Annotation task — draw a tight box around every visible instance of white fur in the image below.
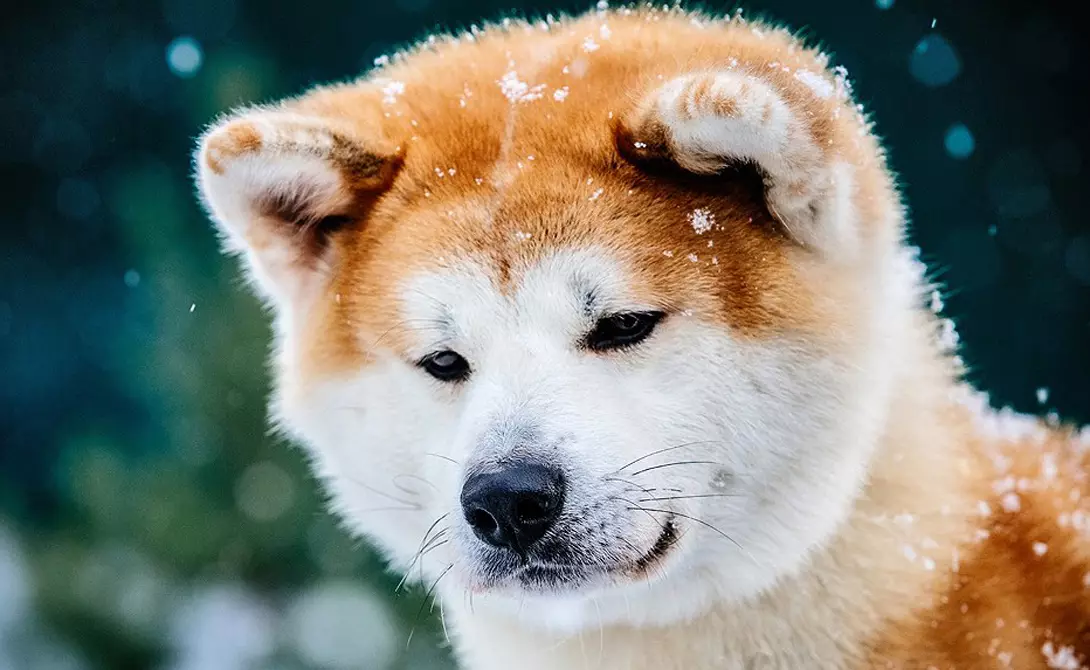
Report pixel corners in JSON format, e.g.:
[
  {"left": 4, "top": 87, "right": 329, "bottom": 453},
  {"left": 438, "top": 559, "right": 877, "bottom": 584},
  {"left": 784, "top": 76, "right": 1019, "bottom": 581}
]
[{"left": 276, "top": 235, "right": 911, "bottom": 637}]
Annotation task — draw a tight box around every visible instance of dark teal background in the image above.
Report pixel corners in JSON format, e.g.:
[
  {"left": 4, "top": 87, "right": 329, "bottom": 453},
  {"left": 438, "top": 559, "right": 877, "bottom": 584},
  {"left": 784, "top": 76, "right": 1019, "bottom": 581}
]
[{"left": 1, "top": 1, "right": 1087, "bottom": 668}]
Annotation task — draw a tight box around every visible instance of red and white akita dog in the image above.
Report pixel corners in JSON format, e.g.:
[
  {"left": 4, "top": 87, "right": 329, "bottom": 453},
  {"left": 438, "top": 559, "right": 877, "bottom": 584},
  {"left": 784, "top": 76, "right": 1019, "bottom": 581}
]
[{"left": 194, "top": 5, "right": 1090, "bottom": 668}]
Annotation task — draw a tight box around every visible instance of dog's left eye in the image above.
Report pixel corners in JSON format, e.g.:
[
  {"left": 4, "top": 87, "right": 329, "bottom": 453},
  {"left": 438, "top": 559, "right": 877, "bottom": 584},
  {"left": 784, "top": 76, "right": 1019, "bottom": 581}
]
[{"left": 584, "top": 311, "right": 665, "bottom": 351}]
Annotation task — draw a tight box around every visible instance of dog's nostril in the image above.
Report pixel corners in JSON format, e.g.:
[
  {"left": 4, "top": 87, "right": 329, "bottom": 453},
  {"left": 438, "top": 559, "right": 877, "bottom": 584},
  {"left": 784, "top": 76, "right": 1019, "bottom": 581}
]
[
  {"left": 460, "top": 462, "right": 565, "bottom": 553},
  {"left": 467, "top": 507, "right": 498, "bottom": 534},
  {"left": 514, "top": 494, "right": 551, "bottom": 524}
]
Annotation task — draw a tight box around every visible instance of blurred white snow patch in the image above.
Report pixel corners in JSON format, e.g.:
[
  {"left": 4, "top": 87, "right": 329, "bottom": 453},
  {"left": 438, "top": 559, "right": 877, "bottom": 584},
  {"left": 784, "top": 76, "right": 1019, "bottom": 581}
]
[
  {"left": 167, "top": 583, "right": 276, "bottom": 670},
  {"left": 0, "top": 523, "right": 31, "bottom": 637},
  {"left": 794, "top": 70, "right": 833, "bottom": 99},
  {"left": 1042, "top": 642, "right": 1080, "bottom": 669},
  {"left": 285, "top": 580, "right": 399, "bottom": 670}
]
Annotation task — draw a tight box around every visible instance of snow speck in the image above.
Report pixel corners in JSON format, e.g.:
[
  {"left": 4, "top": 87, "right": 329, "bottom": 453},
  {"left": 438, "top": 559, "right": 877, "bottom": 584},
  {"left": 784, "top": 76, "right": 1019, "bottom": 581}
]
[
  {"left": 794, "top": 70, "right": 834, "bottom": 99},
  {"left": 929, "top": 289, "right": 944, "bottom": 314},
  {"left": 189, "top": 303, "right": 196, "bottom": 313},
  {"left": 124, "top": 269, "right": 141, "bottom": 288},
  {"left": 902, "top": 544, "right": 917, "bottom": 562},
  {"left": 687, "top": 253, "right": 699, "bottom": 263},
  {"left": 514, "top": 231, "right": 532, "bottom": 241},
  {"left": 599, "top": 24, "right": 612, "bottom": 40},
  {"left": 663, "top": 250, "right": 674, "bottom": 257},
  {"left": 381, "top": 80, "right": 405, "bottom": 105},
  {"left": 582, "top": 37, "right": 600, "bottom": 52},
  {"left": 373, "top": 55, "right": 390, "bottom": 67},
  {"left": 1083, "top": 572, "right": 1090, "bottom": 588},
  {"left": 875, "top": 0, "right": 894, "bottom": 9},
  {"left": 931, "top": 18, "right": 938, "bottom": 28},
  {"left": 688, "top": 208, "right": 715, "bottom": 234},
  {"left": 1036, "top": 387, "right": 1050, "bottom": 405},
  {"left": 1032, "top": 542, "right": 1048, "bottom": 556},
  {"left": 596, "top": 0, "right": 608, "bottom": 9},
  {"left": 588, "top": 188, "right": 604, "bottom": 201},
  {"left": 553, "top": 86, "right": 569, "bottom": 102},
  {"left": 921, "top": 557, "right": 936, "bottom": 571},
  {"left": 977, "top": 500, "right": 991, "bottom": 517},
  {"left": 832, "top": 65, "right": 853, "bottom": 98},
  {"left": 1000, "top": 492, "right": 1021, "bottom": 513},
  {"left": 939, "top": 318, "right": 960, "bottom": 351}
]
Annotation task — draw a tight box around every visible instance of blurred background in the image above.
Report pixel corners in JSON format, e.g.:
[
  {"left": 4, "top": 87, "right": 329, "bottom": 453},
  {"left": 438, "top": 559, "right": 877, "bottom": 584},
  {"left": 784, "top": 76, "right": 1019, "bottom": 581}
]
[{"left": 2, "top": 0, "right": 1088, "bottom": 668}]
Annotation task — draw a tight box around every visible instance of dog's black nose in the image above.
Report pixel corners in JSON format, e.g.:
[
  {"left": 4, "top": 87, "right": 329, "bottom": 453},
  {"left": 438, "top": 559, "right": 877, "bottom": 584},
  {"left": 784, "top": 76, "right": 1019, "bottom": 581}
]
[{"left": 460, "top": 463, "right": 565, "bottom": 553}]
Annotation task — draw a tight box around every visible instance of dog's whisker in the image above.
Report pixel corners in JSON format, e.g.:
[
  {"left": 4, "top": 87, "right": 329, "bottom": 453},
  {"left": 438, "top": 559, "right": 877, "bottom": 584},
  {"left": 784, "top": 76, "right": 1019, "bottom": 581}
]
[
  {"left": 424, "top": 452, "right": 461, "bottom": 465},
  {"left": 627, "top": 460, "right": 723, "bottom": 477},
  {"left": 407, "top": 562, "right": 455, "bottom": 650},
  {"left": 397, "top": 513, "right": 450, "bottom": 593},
  {"left": 614, "top": 440, "right": 724, "bottom": 473},
  {"left": 637, "top": 493, "right": 743, "bottom": 503}
]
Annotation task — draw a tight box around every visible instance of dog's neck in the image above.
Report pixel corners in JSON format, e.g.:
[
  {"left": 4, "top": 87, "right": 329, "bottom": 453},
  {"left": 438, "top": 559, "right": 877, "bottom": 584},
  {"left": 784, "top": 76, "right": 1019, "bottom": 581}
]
[{"left": 442, "top": 311, "right": 985, "bottom": 670}]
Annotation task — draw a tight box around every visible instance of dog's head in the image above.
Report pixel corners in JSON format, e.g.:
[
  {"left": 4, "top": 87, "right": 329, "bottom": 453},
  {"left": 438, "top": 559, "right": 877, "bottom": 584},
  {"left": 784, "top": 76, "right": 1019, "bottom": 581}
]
[{"left": 195, "top": 11, "right": 914, "bottom": 630}]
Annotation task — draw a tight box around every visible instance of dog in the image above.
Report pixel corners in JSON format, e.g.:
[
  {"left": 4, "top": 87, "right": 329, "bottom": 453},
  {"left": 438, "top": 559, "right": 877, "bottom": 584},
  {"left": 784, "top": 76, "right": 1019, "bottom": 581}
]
[{"left": 194, "top": 5, "right": 1090, "bottom": 668}]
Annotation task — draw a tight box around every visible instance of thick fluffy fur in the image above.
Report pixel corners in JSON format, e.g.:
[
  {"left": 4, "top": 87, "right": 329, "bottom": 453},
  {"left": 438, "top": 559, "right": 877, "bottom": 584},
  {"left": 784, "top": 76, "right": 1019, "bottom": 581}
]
[{"left": 194, "top": 6, "right": 1090, "bottom": 669}]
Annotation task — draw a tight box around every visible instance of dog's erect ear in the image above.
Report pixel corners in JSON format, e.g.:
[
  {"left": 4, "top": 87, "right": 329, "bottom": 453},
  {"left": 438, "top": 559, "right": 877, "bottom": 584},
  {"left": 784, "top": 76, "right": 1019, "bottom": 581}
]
[
  {"left": 195, "top": 106, "right": 401, "bottom": 308},
  {"left": 616, "top": 69, "right": 858, "bottom": 258}
]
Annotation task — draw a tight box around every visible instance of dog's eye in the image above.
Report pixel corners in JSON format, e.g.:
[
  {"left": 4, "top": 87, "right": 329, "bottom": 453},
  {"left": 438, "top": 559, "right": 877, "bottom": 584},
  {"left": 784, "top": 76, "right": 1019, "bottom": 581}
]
[
  {"left": 584, "top": 311, "right": 665, "bottom": 351},
  {"left": 419, "top": 350, "right": 471, "bottom": 382}
]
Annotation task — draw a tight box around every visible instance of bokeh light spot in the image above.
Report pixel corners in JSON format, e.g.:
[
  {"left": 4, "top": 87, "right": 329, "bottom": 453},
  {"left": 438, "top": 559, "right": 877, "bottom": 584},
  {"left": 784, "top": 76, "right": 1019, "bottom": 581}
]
[
  {"left": 167, "top": 37, "right": 203, "bottom": 78},
  {"left": 909, "top": 33, "right": 961, "bottom": 87},
  {"left": 944, "top": 123, "right": 975, "bottom": 159},
  {"left": 235, "top": 461, "right": 295, "bottom": 522}
]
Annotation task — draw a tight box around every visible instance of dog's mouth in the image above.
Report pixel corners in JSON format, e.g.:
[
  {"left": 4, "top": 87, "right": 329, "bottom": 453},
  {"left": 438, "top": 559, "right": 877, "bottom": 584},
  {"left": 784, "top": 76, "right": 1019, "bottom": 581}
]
[
  {"left": 507, "top": 516, "right": 680, "bottom": 592},
  {"left": 624, "top": 516, "right": 679, "bottom": 577}
]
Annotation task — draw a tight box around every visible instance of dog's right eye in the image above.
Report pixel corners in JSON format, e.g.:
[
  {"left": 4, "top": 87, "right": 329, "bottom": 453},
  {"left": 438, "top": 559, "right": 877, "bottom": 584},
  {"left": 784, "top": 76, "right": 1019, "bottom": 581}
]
[{"left": 419, "top": 350, "right": 471, "bottom": 382}]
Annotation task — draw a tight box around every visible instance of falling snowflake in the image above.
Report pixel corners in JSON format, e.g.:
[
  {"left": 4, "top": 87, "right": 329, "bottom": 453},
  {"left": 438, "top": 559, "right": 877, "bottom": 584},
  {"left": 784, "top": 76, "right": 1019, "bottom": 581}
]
[
  {"left": 582, "top": 36, "right": 600, "bottom": 52},
  {"left": 588, "top": 188, "right": 604, "bottom": 201},
  {"left": 553, "top": 86, "right": 570, "bottom": 102},
  {"left": 1036, "top": 387, "right": 1050, "bottom": 404},
  {"left": 1032, "top": 542, "right": 1048, "bottom": 556}
]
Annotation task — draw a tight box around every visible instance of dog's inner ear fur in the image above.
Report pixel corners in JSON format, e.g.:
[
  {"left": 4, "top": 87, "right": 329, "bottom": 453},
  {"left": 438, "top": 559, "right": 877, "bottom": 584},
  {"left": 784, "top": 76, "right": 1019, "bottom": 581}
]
[
  {"left": 195, "top": 110, "right": 401, "bottom": 307},
  {"left": 615, "top": 69, "right": 859, "bottom": 259}
]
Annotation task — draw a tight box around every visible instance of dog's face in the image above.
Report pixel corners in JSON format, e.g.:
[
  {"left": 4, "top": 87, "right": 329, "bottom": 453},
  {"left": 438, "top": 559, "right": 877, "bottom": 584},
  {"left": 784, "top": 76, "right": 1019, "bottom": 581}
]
[{"left": 195, "top": 12, "right": 910, "bottom": 630}]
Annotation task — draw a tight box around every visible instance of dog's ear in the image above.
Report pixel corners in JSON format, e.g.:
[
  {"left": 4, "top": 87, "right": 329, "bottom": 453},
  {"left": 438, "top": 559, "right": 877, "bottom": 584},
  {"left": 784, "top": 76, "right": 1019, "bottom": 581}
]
[
  {"left": 195, "top": 106, "right": 401, "bottom": 309},
  {"left": 616, "top": 68, "right": 858, "bottom": 258}
]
